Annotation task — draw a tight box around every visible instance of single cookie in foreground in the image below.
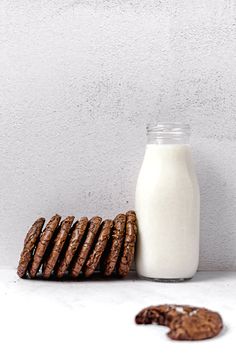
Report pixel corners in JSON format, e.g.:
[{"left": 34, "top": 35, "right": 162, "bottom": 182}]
[
  {"left": 43, "top": 216, "right": 74, "bottom": 279},
  {"left": 56, "top": 217, "right": 88, "bottom": 278},
  {"left": 135, "top": 304, "right": 223, "bottom": 341},
  {"left": 70, "top": 216, "right": 102, "bottom": 278},
  {"left": 84, "top": 219, "right": 113, "bottom": 277},
  {"left": 17, "top": 217, "right": 45, "bottom": 278},
  {"left": 102, "top": 214, "right": 126, "bottom": 276},
  {"left": 29, "top": 214, "right": 61, "bottom": 278},
  {"left": 118, "top": 211, "right": 137, "bottom": 277}
]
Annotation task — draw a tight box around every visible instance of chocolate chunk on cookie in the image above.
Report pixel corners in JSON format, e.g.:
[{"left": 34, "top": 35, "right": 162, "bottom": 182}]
[
  {"left": 56, "top": 217, "right": 88, "bottom": 278},
  {"left": 70, "top": 216, "right": 102, "bottom": 278},
  {"left": 135, "top": 304, "right": 223, "bottom": 341},
  {"left": 17, "top": 217, "right": 45, "bottom": 278},
  {"left": 102, "top": 214, "right": 126, "bottom": 276},
  {"left": 29, "top": 214, "right": 61, "bottom": 278},
  {"left": 42, "top": 216, "right": 74, "bottom": 278},
  {"left": 84, "top": 219, "right": 113, "bottom": 277},
  {"left": 118, "top": 211, "right": 137, "bottom": 277}
]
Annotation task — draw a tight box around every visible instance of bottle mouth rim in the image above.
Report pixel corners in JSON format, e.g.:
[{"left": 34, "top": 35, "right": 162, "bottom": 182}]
[{"left": 146, "top": 122, "right": 190, "bottom": 135}]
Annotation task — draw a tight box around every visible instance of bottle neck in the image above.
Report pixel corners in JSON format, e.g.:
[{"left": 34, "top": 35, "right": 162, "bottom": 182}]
[{"left": 147, "top": 123, "right": 190, "bottom": 145}]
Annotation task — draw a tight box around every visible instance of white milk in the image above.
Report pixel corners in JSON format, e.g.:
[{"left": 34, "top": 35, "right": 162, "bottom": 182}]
[{"left": 135, "top": 141, "right": 200, "bottom": 281}]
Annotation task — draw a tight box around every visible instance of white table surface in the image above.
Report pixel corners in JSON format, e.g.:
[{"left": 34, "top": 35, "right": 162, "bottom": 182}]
[{"left": 0, "top": 269, "right": 235, "bottom": 356}]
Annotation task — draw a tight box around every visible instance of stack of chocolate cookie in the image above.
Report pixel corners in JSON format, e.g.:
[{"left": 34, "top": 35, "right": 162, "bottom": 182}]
[{"left": 17, "top": 211, "right": 137, "bottom": 279}]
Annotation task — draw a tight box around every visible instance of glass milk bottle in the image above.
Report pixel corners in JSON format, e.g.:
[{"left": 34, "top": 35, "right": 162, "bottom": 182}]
[{"left": 135, "top": 123, "right": 200, "bottom": 281}]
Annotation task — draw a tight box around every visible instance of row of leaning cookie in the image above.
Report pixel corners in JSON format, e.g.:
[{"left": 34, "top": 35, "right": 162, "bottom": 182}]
[{"left": 17, "top": 211, "right": 137, "bottom": 279}]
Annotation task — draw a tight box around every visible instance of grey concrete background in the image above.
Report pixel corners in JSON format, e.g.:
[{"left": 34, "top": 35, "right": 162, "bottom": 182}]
[{"left": 0, "top": 0, "right": 236, "bottom": 269}]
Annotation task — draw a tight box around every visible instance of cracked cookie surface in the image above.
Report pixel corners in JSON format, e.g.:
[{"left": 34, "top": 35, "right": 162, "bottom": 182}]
[
  {"left": 84, "top": 219, "right": 113, "bottom": 277},
  {"left": 17, "top": 217, "right": 45, "bottom": 278},
  {"left": 29, "top": 214, "right": 61, "bottom": 278},
  {"left": 102, "top": 214, "right": 126, "bottom": 277},
  {"left": 43, "top": 216, "right": 74, "bottom": 278},
  {"left": 70, "top": 216, "right": 102, "bottom": 278},
  {"left": 56, "top": 217, "right": 88, "bottom": 278},
  {"left": 118, "top": 211, "right": 137, "bottom": 277}
]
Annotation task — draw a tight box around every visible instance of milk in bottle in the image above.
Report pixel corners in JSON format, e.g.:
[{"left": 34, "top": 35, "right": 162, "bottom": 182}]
[{"left": 135, "top": 123, "right": 200, "bottom": 281}]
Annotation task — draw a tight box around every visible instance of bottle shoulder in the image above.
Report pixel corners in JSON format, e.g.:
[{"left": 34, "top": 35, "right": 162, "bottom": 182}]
[{"left": 136, "top": 144, "right": 199, "bottom": 190}]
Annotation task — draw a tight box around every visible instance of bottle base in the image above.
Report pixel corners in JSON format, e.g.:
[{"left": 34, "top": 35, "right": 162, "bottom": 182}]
[{"left": 138, "top": 274, "right": 193, "bottom": 283}]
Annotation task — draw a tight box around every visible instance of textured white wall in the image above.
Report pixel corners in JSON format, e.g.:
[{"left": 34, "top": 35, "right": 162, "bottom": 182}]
[{"left": 0, "top": 0, "right": 236, "bottom": 270}]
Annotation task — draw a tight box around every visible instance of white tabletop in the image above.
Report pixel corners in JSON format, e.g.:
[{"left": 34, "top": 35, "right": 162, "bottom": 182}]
[{"left": 0, "top": 269, "right": 235, "bottom": 356}]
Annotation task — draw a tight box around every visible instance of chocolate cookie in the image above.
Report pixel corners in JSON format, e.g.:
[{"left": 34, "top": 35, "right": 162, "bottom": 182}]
[
  {"left": 117, "top": 210, "right": 137, "bottom": 277},
  {"left": 29, "top": 214, "right": 61, "bottom": 278},
  {"left": 17, "top": 217, "right": 45, "bottom": 278},
  {"left": 70, "top": 216, "right": 102, "bottom": 278},
  {"left": 102, "top": 214, "right": 126, "bottom": 276},
  {"left": 84, "top": 219, "right": 113, "bottom": 277},
  {"left": 135, "top": 304, "right": 223, "bottom": 341},
  {"left": 56, "top": 217, "right": 88, "bottom": 278},
  {"left": 42, "top": 216, "right": 74, "bottom": 279}
]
